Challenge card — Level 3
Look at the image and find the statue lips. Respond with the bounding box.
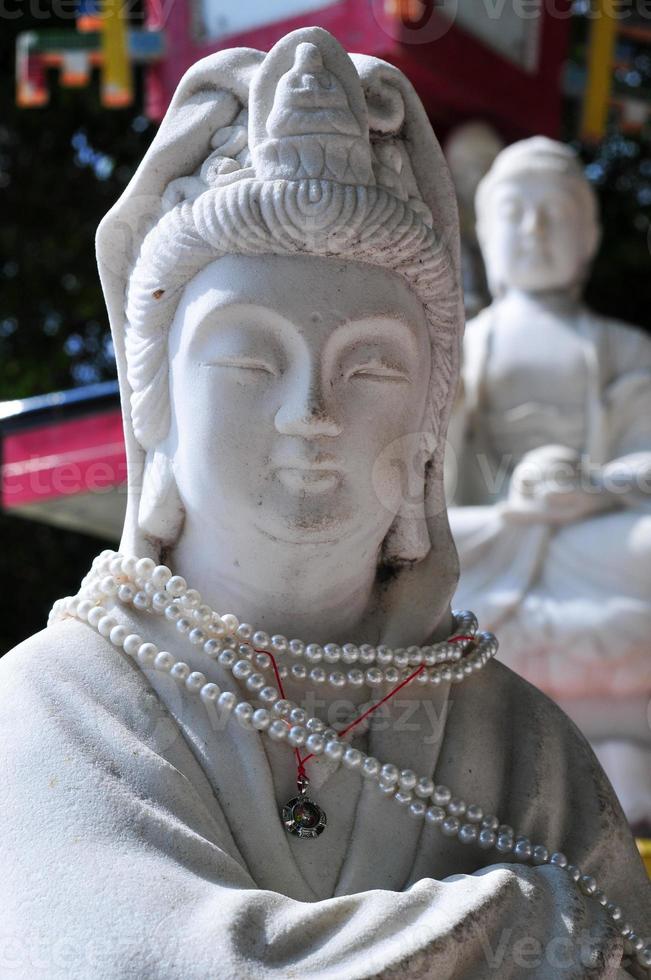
[273,454,344,495]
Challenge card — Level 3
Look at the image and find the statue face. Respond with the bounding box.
[479,172,592,293]
[167,254,432,548]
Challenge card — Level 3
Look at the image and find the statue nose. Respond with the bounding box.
[521,207,545,235]
[274,389,342,438]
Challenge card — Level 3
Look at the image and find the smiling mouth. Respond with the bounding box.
[275,467,342,494]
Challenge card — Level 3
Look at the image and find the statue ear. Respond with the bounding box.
[380,444,432,566]
[138,447,185,546]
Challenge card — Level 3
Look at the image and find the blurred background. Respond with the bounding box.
[1,0,651,651]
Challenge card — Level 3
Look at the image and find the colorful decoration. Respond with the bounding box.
[16,0,164,110]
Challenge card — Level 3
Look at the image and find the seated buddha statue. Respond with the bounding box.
[1,32,649,979]
[449,137,651,833]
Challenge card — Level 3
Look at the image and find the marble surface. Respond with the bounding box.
[1,36,649,980]
[449,138,651,828]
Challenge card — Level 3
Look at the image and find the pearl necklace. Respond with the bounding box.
[49,550,651,971]
[64,551,498,690]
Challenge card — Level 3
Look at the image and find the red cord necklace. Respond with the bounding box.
[261,634,475,839]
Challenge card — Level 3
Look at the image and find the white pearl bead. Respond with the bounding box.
[343,748,363,770]
[137,642,158,666]
[109,624,128,647]
[152,591,169,613]
[514,839,532,861]
[271,635,288,653]
[135,557,155,579]
[170,662,190,682]
[208,616,226,638]
[362,757,380,779]
[217,691,236,713]
[252,709,271,731]
[188,628,205,647]
[200,683,220,703]
[272,700,292,717]
[415,777,434,799]
[306,733,325,755]
[325,740,344,761]
[359,645,376,665]
[133,591,150,611]
[478,829,497,849]
[221,614,240,633]
[409,800,426,819]
[246,672,265,693]
[154,651,174,672]
[384,667,400,684]
[123,634,143,656]
[164,602,182,621]
[305,644,324,664]
[99,576,118,596]
[109,557,123,576]
[87,606,105,629]
[259,686,279,704]
[289,707,307,725]
[186,671,207,692]
[176,617,191,635]
[166,575,187,598]
[203,639,221,659]
[151,565,171,588]
[458,823,478,844]
[341,644,358,664]
[180,589,201,609]
[306,717,325,732]
[309,667,326,684]
[218,650,236,668]
[550,852,568,868]
[288,726,307,747]
[347,669,365,687]
[394,790,412,806]
[234,702,254,727]
[291,663,307,680]
[252,631,270,650]
[328,671,346,688]
[365,668,383,687]
[398,769,417,791]
[236,623,253,641]
[323,644,341,663]
[376,646,393,666]
[442,816,460,836]
[232,660,252,680]
[425,805,446,825]
[289,639,305,657]
[76,600,93,620]
[466,804,483,823]
[120,556,137,577]
[268,720,289,741]
[380,763,399,785]
[433,784,451,806]
[97,615,117,637]
[532,845,549,865]
[117,583,136,604]
[580,875,597,896]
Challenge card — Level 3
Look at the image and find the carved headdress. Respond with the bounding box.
[97,27,463,633]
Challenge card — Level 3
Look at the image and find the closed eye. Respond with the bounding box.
[345,361,410,383]
[201,357,278,376]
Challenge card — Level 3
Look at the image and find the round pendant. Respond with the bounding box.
[281,779,327,839]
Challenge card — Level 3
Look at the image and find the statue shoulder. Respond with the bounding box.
[584,307,651,374]
[0,619,159,755]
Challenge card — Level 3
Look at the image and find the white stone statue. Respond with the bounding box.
[449,136,651,833]
[444,121,504,318]
[1,32,650,979]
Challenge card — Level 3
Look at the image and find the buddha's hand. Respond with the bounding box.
[505,445,614,525]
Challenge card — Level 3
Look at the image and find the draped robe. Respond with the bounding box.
[1,613,649,979]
